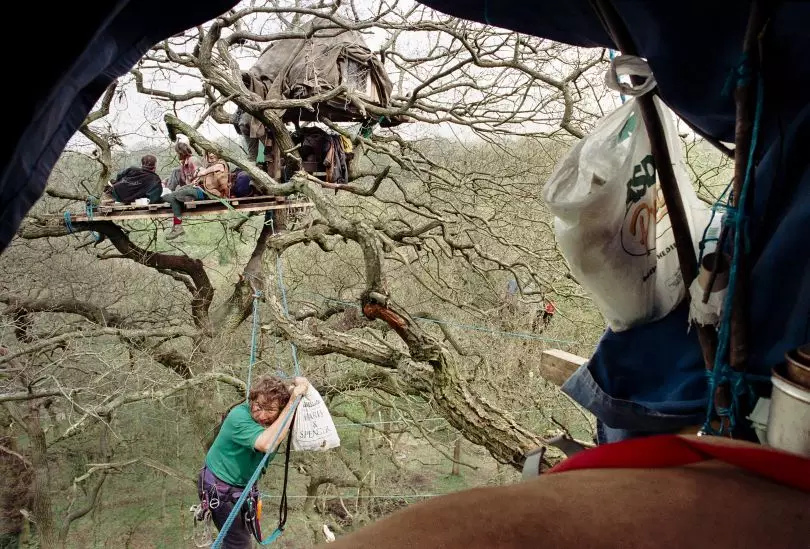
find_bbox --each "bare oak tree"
[2,2,618,544]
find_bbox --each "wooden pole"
[269,135,287,231]
[725,0,768,436]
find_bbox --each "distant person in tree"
[164,140,198,191]
[198,375,308,549]
[101,154,162,205]
[163,150,230,240]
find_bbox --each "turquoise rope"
[209,398,300,549]
[269,218,302,377]
[701,59,765,435]
[246,290,263,399]
[86,200,101,242]
[697,181,733,266]
[63,212,75,234]
[212,218,304,547]
[275,255,301,377]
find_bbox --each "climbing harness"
[190,503,215,548]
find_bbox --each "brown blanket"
[321,437,809,548]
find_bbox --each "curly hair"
[248,375,291,408]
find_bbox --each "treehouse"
[234,15,408,183]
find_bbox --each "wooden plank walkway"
[67,195,314,222]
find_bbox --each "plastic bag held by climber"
[292,385,341,451]
[542,55,713,331]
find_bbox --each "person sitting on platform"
[164,140,198,191]
[101,154,163,205]
[230,168,255,198]
[163,150,230,240]
[198,375,309,549]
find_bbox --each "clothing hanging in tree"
[323,134,348,185]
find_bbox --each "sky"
[68,0,613,159]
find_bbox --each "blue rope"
[697,181,733,266]
[246,290,263,399]
[212,216,308,547]
[210,398,300,549]
[269,218,301,377]
[63,212,75,234]
[86,199,101,242]
[702,58,765,435]
[275,255,301,377]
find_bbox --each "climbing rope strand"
[269,218,302,377]
[697,180,733,265]
[275,255,301,377]
[213,218,301,547]
[63,212,75,234]
[85,199,101,241]
[246,290,262,398]
[200,189,254,222]
[210,397,301,549]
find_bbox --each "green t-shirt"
[205,403,276,487]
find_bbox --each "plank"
[68,201,313,222]
[539,349,587,387]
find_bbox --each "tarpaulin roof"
[243,15,393,108]
[238,15,396,136]
[420,0,810,439]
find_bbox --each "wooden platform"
[539,349,587,387]
[69,195,314,222]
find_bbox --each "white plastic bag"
[543,95,711,332]
[292,385,340,451]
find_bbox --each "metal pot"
[786,348,810,389]
[767,362,810,457]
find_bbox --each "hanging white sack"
[543,56,712,331]
[292,385,341,451]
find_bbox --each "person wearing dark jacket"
[101,154,163,204]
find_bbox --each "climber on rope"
[163,149,230,240]
[198,375,309,549]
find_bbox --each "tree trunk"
[451,439,461,476]
[0,410,30,549]
[23,405,59,548]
